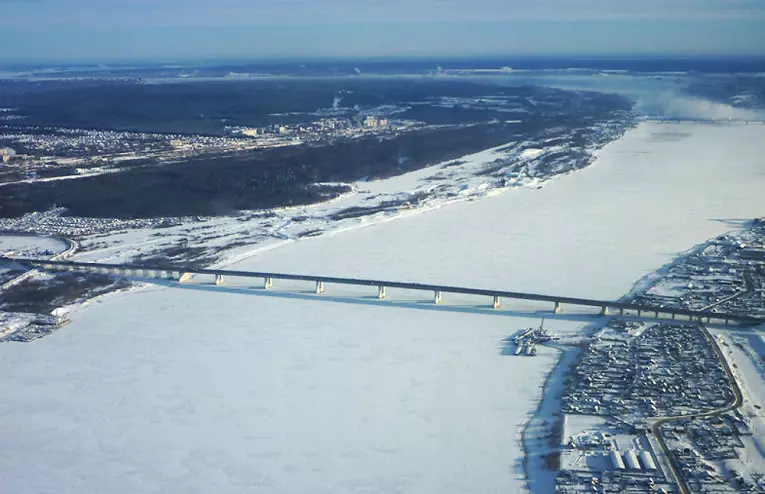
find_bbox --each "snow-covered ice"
[1,122,765,493]
[0,285,555,494]
[235,122,765,299]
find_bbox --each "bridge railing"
[6,257,764,326]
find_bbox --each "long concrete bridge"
[7,257,764,327]
[644,116,765,125]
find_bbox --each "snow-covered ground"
[1,118,625,267]
[232,122,765,299]
[0,234,66,258]
[710,331,765,487]
[1,122,765,493]
[0,233,70,290]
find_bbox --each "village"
[553,317,752,492]
[630,218,765,320]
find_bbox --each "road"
[649,323,744,494]
[0,235,78,291]
[10,257,765,326]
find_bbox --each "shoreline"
[2,120,765,493]
[0,118,638,335]
[520,340,587,492]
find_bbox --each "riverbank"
[1,121,764,493]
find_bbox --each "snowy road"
[19,257,764,324]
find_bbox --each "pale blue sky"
[2,0,765,61]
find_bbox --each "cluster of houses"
[554,320,736,493]
[563,323,732,422]
[660,412,763,492]
[632,218,765,319]
[0,207,185,238]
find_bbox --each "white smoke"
[646,91,762,120]
[332,95,342,110]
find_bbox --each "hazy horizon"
[3,53,765,70]
[2,0,765,63]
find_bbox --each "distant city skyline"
[2,0,765,62]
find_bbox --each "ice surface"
[1,122,765,493]
[0,284,554,494]
[235,122,765,299]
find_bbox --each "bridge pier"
[10,259,759,327]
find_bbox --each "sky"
[1,0,765,62]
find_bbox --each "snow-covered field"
[0,234,66,258]
[1,122,765,493]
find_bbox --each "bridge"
[643,116,765,125]
[6,257,764,327]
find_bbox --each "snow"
[709,330,765,485]
[519,148,544,160]
[0,285,551,494]
[0,311,38,339]
[0,234,66,258]
[1,122,765,493]
[233,122,765,299]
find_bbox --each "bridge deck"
[8,257,764,326]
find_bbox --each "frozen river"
[1,122,765,494]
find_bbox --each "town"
[0,110,419,186]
